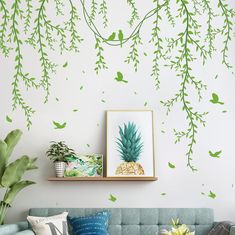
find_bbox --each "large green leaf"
[26,157,38,170]
[0,141,8,180]
[3,181,35,205]
[1,156,29,187]
[4,129,22,160]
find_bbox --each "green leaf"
[161,192,167,196]
[208,191,216,199]
[3,181,35,205]
[1,155,29,187]
[62,61,68,68]
[168,162,175,169]
[6,115,12,123]
[109,194,117,202]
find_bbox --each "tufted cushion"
[29,208,214,235]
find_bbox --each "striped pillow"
[69,211,110,235]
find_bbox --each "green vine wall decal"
[0,0,234,170]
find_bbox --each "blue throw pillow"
[69,211,110,235]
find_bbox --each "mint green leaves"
[209,150,222,158]
[114,72,128,83]
[53,121,67,129]
[210,93,224,105]
[109,194,117,202]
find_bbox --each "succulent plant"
[0,129,37,224]
[46,141,75,162]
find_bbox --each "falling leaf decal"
[73,109,78,112]
[209,150,222,158]
[6,115,12,123]
[53,121,67,129]
[214,74,218,79]
[80,86,83,90]
[161,192,167,196]
[114,72,128,83]
[143,52,147,56]
[109,194,117,202]
[210,93,224,105]
[208,191,216,199]
[55,97,59,102]
[144,101,147,107]
[63,61,68,67]
[222,110,227,113]
[87,144,90,147]
[101,99,105,103]
[168,162,175,169]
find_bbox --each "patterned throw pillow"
[27,212,69,235]
[69,211,110,235]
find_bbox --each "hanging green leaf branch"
[217,0,235,70]
[0,0,235,170]
[99,0,108,28]
[9,0,36,130]
[127,0,139,27]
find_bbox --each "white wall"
[0,0,235,223]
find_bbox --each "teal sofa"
[0,208,234,235]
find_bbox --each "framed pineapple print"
[106,110,155,178]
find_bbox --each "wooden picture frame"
[106,110,155,178]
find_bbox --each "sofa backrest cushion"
[29,208,214,235]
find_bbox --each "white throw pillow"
[27,212,69,235]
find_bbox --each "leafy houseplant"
[0,129,37,224]
[46,141,75,177]
[115,122,144,175]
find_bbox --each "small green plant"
[0,129,37,225]
[46,141,75,162]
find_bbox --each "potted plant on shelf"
[46,141,75,177]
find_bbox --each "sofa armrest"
[230,225,235,235]
[0,221,29,235]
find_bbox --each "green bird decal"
[118,30,124,47]
[209,150,222,158]
[208,191,216,199]
[168,162,175,169]
[6,115,12,123]
[109,194,117,202]
[106,32,116,41]
[53,121,66,129]
[210,93,224,105]
[114,72,128,83]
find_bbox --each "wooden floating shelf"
[48,177,157,181]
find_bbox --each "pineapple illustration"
[115,122,144,175]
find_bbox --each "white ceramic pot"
[54,161,65,177]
